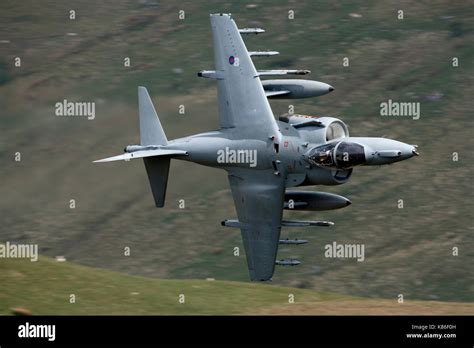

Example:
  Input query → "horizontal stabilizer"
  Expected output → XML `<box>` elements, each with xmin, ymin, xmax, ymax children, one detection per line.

<box><xmin>93</xmin><ymin>149</ymin><xmax>187</xmax><ymax>163</ymax></box>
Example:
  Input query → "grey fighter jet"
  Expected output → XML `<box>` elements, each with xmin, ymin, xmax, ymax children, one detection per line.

<box><xmin>95</xmin><ymin>14</ymin><xmax>418</xmax><ymax>281</ymax></box>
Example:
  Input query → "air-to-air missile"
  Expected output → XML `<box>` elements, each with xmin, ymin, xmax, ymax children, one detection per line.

<box><xmin>221</xmin><ymin>219</ymin><xmax>333</xmax><ymax>228</ymax></box>
<box><xmin>198</xmin><ymin>70</ymin><xmax>312</xmax><ymax>79</ymax></box>
<box><xmin>257</xmin><ymin>70</ymin><xmax>311</xmax><ymax>76</ymax></box>
<box><xmin>248</xmin><ymin>51</ymin><xmax>280</xmax><ymax>57</ymax></box>
<box><xmin>238</xmin><ymin>27</ymin><xmax>265</xmax><ymax>34</ymax></box>
<box><xmin>275</xmin><ymin>259</ymin><xmax>301</xmax><ymax>266</ymax></box>
<box><xmin>281</xmin><ymin>220</ymin><xmax>334</xmax><ymax>227</ymax></box>
<box><xmin>279</xmin><ymin>238</ymin><xmax>308</xmax><ymax>245</ymax></box>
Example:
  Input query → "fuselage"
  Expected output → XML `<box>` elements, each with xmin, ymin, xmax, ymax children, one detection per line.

<box><xmin>164</xmin><ymin>116</ymin><xmax>417</xmax><ymax>188</ymax></box>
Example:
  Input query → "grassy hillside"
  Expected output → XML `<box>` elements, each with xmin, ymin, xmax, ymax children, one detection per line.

<box><xmin>1</xmin><ymin>257</ymin><xmax>473</xmax><ymax>315</ymax></box>
<box><xmin>0</xmin><ymin>0</ymin><xmax>472</xmax><ymax>305</ymax></box>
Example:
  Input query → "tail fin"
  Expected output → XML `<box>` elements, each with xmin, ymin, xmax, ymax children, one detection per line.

<box><xmin>144</xmin><ymin>156</ymin><xmax>170</xmax><ymax>207</ymax></box>
<box><xmin>138</xmin><ymin>86</ymin><xmax>170</xmax><ymax>207</ymax></box>
<box><xmin>138</xmin><ymin>86</ymin><xmax>167</xmax><ymax>146</ymax></box>
<box><xmin>94</xmin><ymin>87</ymin><xmax>176</xmax><ymax>207</ymax></box>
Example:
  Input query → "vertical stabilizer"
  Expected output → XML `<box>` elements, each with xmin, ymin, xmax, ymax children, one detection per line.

<box><xmin>138</xmin><ymin>86</ymin><xmax>167</xmax><ymax>146</ymax></box>
<box><xmin>137</xmin><ymin>86</ymin><xmax>170</xmax><ymax>207</ymax></box>
<box><xmin>143</xmin><ymin>157</ymin><xmax>170</xmax><ymax>207</ymax></box>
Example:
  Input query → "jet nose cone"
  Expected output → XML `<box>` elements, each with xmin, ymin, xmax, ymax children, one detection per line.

<box><xmin>328</xmin><ymin>86</ymin><xmax>335</xmax><ymax>92</ymax></box>
<box><xmin>398</xmin><ymin>142</ymin><xmax>418</xmax><ymax>160</ymax></box>
<box><xmin>411</xmin><ymin>145</ymin><xmax>420</xmax><ymax>156</ymax></box>
<box><xmin>359</xmin><ymin>138</ymin><xmax>418</xmax><ymax>165</ymax></box>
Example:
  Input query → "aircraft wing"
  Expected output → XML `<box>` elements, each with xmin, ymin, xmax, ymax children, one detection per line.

<box><xmin>210</xmin><ymin>14</ymin><xmax>280</xmax><ymax>140</ymax></box>
<box><xmin>227</xmin><ymin>168</ymin><xmax>286</xmax><ymax>281</ymax></box>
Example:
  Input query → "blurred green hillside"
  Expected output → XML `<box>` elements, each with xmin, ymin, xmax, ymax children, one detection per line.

<box><xmin>2</xmin><ymin>257</ymin><xmax>473</xmax><ymax>314</ymax></box>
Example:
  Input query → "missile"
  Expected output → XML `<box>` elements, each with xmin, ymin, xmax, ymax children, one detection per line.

<box><xmin>279</xmin><ymin>238</ymin><xmax>308</xmax><ymax>245</ymax></box>
<box><xmin>262</xmin><ymin>79</ymin><xmax>334</xmax><ymax>99</ymax></box>
<box><xmin>249</xmin><ymin>51</ymin><xmax>280</xmax><ymax>57</ymax></box>
<box><xmin>275</xmin><ymin>259</ymin><xmax>301</xmax><ymax>266</ymax></box>
<box><xmin>197</xmin><ymin>70</ymin><xmax>224</xmax><ymax>79</ymax></box>
<box><xmin>221</xmin><ymin>219</ymin><xmax>241</xmax><ymax>228</ymax></box>
<box><xmin>257</xmin><ymin>70</ymin><xmax>310</xmax><ymax>76</ymax></box>
<box><xmin>239</xmin><ymin>28</ymin><xmax>265</xmax><ymax>34</ymax></box>
<box><xmin>284</xmin><ymin>191</ymin><xmax>351</xmax><ymax>211</ymax></box>
<box><xmin>221</xmin><ymin>219</ymin><xmax>333</xmax><ymax>228</ymax></box>
<box><xmin>282</xmin><ymin>220</ymin><xmax>333</xmax><ymax>227</ymax></box>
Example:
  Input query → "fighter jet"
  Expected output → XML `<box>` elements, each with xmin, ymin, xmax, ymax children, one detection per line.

<box><xmin>95</xmin><ymin>14</ymin><xmax>418</xmax><ymax>281</ymax></box>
